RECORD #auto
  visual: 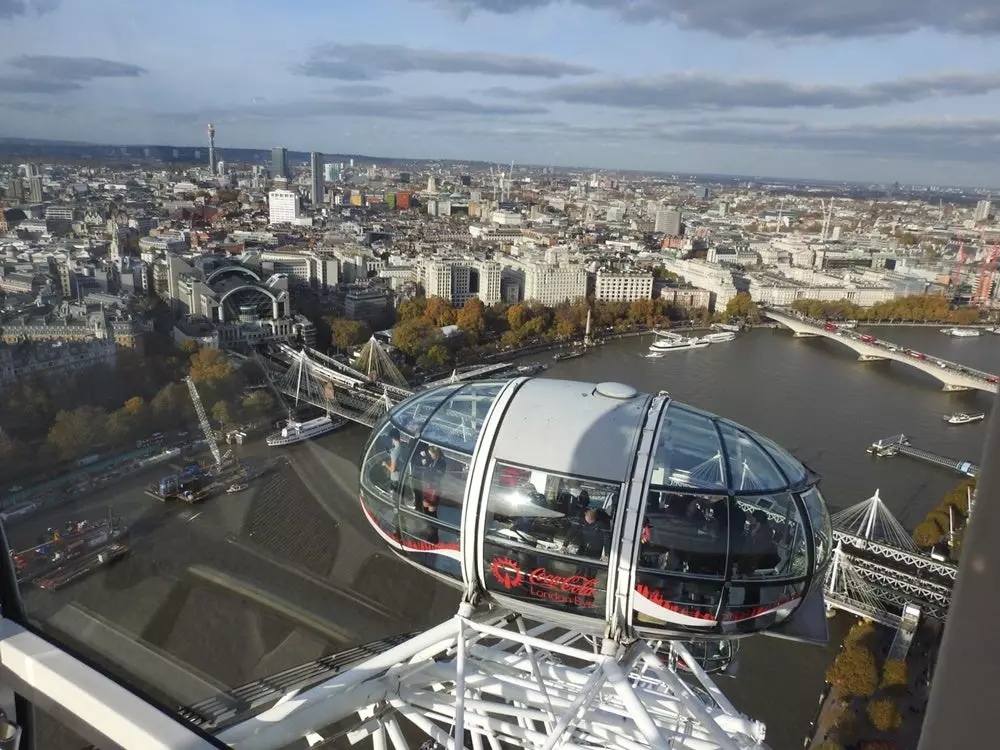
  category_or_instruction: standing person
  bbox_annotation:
[382,429,402,489]
[421,445,447,513]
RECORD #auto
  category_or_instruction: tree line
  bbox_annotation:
[912,478,973,555]
[0,344,274,487]
[320,292,761,373]
[790,295,984,325]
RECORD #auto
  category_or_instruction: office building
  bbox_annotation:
[28,176,43,204]
[424,260,501,306]
[975,200,992,222]
[271,147,289,180]
[594,271,654,303]
[268,189,301,225]
[309,152,324,204]
[427,176,437,193]
[207,123,217,174]
[520,262,587,306]
[655,208,682,236]
[324,163,338,182]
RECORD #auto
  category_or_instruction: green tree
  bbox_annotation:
[392,318,441,358]
[152,382,194,430]
[105,408,135,447]
[881,659,908,689]
[211,401,234,429]
[242,390,276,419]
[866,697,902,732]
[326,317,372,351]
[397,297,427,322]
[46,406,110,461]
[0,435,32,484]
[420,344,451,370]
[724,292,760,323]
[827,644,878,698]
[456,298,486,337]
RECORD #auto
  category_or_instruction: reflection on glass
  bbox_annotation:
[650,405,726,491]
[732,495,808,579]
[640,491,729,578]
[421,382,504,453]
[482,462,620,617]
[801,487,832,570]
[754,433,809,487]
[391,385,462,435]
[634,570,723,627]
[716,421,787,493]
[721,580,806,633]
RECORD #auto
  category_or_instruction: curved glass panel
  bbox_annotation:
[732,494,809,580]
[801,487,833,571]
[755,433,810,487]
[391,384,463,434]
[482,461,619,618]
[421,382,504,453]
[641,492,730,578]
[717,421,788,493]
[720,580,807,634]
[651,405,726,492]
[634,571,723,631]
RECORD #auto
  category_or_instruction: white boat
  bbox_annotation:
[266,415,346,447]
[713,323,741,333]
[701,331,736,344]
[226,483,248,493]
[941,328,982,338]
[945,412,986,425]
[649,336,711,353]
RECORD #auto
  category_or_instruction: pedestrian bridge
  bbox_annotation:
[763,307,998,393]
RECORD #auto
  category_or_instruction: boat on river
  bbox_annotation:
[266,415,346,447]
[553,350,587,362]
[945,412,985,425]
[941,328,982,338]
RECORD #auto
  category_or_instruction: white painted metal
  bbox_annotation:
[184,376,222,468]
[220,606,767,750]
[0,618,216,749]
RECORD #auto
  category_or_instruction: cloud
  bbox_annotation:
[440,115,1000,162]
[0,76,79,93]
[293,42,594,81]
[159,95,547,124]
[7,55,147,80]
[0,0,58,21]
[328,84,393,99]
[430,0,1000,39]
[510,70,1000,111]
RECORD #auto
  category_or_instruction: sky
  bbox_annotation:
[4,0,1000,184]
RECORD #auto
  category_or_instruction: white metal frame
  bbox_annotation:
[218,602,767,750]
[0,618,217,750]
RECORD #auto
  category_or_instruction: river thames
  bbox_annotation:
[18,324,1000,750]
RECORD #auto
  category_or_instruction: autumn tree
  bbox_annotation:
[152,382,194,429]
[866,697,902,732]
[189,348,232,382]
[724,292,760,323]
[507,304,527,331]
[392,318,441,358]
[46,406,110,460]
[913,521,942,548]
[827,644,878,698]
[326,317,372,351]
[211,401,234,429]
[845,619,877,647]
[456,298,486,337]
[423,296,457,327]
[881,659,908,689]
[419,344,451,370]
[242,390,276,419]
[397,297,427,322]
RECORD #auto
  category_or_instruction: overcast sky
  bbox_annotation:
[4,0,1000,184]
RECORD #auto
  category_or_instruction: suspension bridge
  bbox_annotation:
[260,338,516,427]
[823,489,957,653]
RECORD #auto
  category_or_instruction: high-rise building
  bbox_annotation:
[398,172,411,184]
[7,179,24,202]
[271,147,289,181]
[207,123,217,174]
[217,160,227,176]
[594,271,654,303]
[975,200,992,222]
[324,163,338,182]
[655,208,682,236]
[427,176,437,193]
[28,176,43,204]
[268,189,301,225]
[309,152,325,204]
[460,175,472,187]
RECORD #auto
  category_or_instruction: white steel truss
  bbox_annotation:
[846,557,953,609]
[831,489,917,551]
[218,603,768,750]
[832,531,958,580]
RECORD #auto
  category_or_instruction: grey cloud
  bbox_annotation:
[7,55,148,80]
[159,95,546,124]
[0,0,58,21]
[328,84,393,98]
[431,1,1000,39]
[522,70,1000,111]
[0,76,79,93]
[293,42,594,81]
[452,116,1000,162]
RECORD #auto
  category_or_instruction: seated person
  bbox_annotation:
[568,508,610,558]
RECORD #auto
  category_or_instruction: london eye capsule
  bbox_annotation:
[359,378,832,639]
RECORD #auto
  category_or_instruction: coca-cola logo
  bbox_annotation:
[489,556,598,608]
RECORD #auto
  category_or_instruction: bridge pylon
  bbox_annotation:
[830,489,918,551]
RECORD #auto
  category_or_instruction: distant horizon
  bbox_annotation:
[4,134,998,195]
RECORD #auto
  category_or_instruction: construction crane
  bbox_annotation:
[184,376,222,469]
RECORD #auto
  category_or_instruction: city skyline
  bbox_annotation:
[4,0,1000,184]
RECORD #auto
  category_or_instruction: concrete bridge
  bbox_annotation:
[763,306,999,393]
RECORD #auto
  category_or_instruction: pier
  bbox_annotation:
[867,434,979,477]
